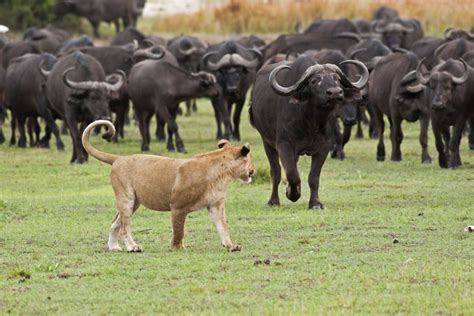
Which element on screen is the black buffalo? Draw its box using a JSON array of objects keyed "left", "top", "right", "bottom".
[
  {"left": 5, "top": 53, "right": 64, "bottom": 150},
  {"left": 369, "top": 52, "right": 431, "bottom": 163},
  {"left": 373, "top": 18, "right": 423, "bottom": 49},
  {"left": 262, "top": 32, "right": 361, "bottom": 61},
  {"left": 250, "top": 56, "right": 368, "bottom": 209},
  {"left": 167, "top": 35, "right": 208, "bottom": 115},
  {"left": 43, "top": 51, "right": 124, "bottom": 163},
  {"left": 23, "top": 26, "right": 70, "bottom": 54},
  {"left": 303, "top": 18, "right": 358, "bottom": 35},
  {"left": 414, "top": 58, "right": 472, "bottom": 168},
  {"left": 54, "top": 0, "right": 143, "bottom": 37},
  {"left": 202, "top": 40, "right": 261, "bottom": 141},
  {"left": 128, "top": 60, "right": 219, "bottom": 153}
]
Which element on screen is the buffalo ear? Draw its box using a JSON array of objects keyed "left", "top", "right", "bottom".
[
  {"left": 342, "top": 87, "right": 362, "bottom": 102},
  {"left": 289, "top": 91, "right": 309, "bottom": 104},
  {"left": 240, "top": 143, "right": 250, "bottom": 156},
  {"left": 217, "top": 139, "right": 230, "bottom": 148}
]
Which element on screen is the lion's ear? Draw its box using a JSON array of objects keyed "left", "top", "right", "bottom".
[
  {"left": 240, "top": 143, "right": 250, "bottom": 156},
  {"left": 217, "top": 139, "right": 230, "bottom": 149}
]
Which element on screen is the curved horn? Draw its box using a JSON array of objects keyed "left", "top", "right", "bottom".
[
  {"left": 143, "top": 38, "right": 155, "bottom": 47},
  {"left": 269, "top": 64, "right": 324, "bottom": 96},
  {"left": 391, "top": 47, "right": 410, "bottom": 54},
  {"left": 38, "top": 59, "right": 51, "bottom": 77},
  {"left": 62, "top": 67, "right": 98, "bottom": 90},
  {"left": 373, "top": 21, "right": 386, "bottom": 33},
  {"left": 204, "top": 53, "right": 259, "bottom": 71},
  {"left": 103, "top": 70, "right": 125, "bottom": 92},
  {"left": 348, "top": 48, "right": 367, "bottom": 59},
  {"left": 178, "top": 39, "right": 197, "bottom": 56},
  {"left": 415, "top": 58, "right": 430, "bottom": 85},
  {"left": 202, "top": 51, "right": 219, "bottom": 70},
  {"left": 450, "top": 59, "right": 469, "bottom": 84},
  {"left": 339, "top": 59, "right": 369, "bottom": 89},
  {"left": 401, "top": 70, "right": 425, "bottom": 93},
  {"left": 133, "top": 45, "right": 165, "bottom": 60},
  {"left": 191, "top": 71, "right": 217, "bottom": 84},
  {"left": 335, "top": 32, "right": 362, "bottom": 43},
  {"left": 444, "top": 27, "right": 454, "bottom": 39},
  {"left": 247, "top": 47, "right": 263, "bottom": 60}
]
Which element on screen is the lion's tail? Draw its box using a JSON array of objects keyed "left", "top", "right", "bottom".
[{"left": 82, "top": 120, "right": 119, "bottom": 165}]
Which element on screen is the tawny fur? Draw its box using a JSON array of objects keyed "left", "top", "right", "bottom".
[{"left": 82, "top": 120, "right": 255, "bottom": 252}]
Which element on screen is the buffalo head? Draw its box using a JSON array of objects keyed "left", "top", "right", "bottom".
[
  {"left": 268, "top": 58, "right": 369, "bottom": 109},
  {"left": 62, "top": 67, "right": 125, "bottom": 120},
  {"left": 413, "top": 58, "right": 469, "bottom": 112},
  {"left": 373, "top": 20, "right": 414, "bottom": 49}
]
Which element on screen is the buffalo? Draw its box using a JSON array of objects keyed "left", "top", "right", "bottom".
[
  {"left": 43, "top": 51, "right": 124, "bottom": 163},
  {"left": 369, "top": 52, "right": 431, "bottom": 163},
  {"left": 414, "top": 58, "right": 472, "bottom": 168},
  {"left": 4, "top": 53, "right": 64, "bottom": 150},
  {"left": 54, "top": 0, "right": 143, "bottom": 38},
  {"left": 128, "top": 60, "right": 219, "bottom": 153},
  {"left": 250, "top": 56, "right": 368, "bottom": 209},
  {"left": 202, "top": 40, "right": 261, "bottom": 141}
]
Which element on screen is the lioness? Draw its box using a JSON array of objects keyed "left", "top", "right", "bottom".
[{"left": 82, "top": 120, "right": 255, "bottom": 252}]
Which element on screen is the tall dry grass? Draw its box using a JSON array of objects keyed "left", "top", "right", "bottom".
[{"left": 141, "top": 0, "right": 474, "bottom": 37}]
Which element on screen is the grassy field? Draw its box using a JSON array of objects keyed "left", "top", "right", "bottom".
[{"left": 0, "top": 100, "right": 473, "bottom": 314}]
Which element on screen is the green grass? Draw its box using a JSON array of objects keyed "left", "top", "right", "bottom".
[{"left": 0, "top": 100, "right": 473, "bottom": 314}]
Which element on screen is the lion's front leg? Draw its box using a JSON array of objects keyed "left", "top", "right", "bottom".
[{"left": 208, "top": 203, "right": 241, "bottom": 252}]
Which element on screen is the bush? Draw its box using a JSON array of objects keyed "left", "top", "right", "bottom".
[{"left": 0, "top": 0, "right": 79, "bottom": 31}]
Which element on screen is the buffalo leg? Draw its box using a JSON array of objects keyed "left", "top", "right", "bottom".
[
  {"left": 27, "top": 117, "right": 37, "bottom": 147},
  {"left": 367, "top": 102, "right": 379, "bottom": 139},
  {"left": 17, "top": 115, "right": 27, "bottom": 148},
  {"left": 192, "top": 99, "right": 197, "bottom": 112},
  {"left": 9, "top": 115, "right": 16, "bottom": 146},
  {"left": 262, "top": 140, "right": 281, "bottom": 207},
  {"left": 390, "top": 116, "right": 403, "bottom": 161},
  {"left": 308, "top": 150, "right": 329, "bottom": 209},
  {"left": 89, "top": 18, "right": 101, "bottom": 38},
  {"left": 158, "top": 105, "right": 186, "bottom": 153},
  {"left": 277, "top": 142, "right": 300, "bottom": 203},
  {"left": 0, "top": 105, "right": 5, "bottom": 144},
  {"left": 468, "top": 116, "right": 474, "bottom": 150},
  {"left": 155, "top": 113, "right": 166, "bottom": 142},
  {"left": 112, "top": 100, "right": 127, "bottom": 142},
  {"left": 66, "top": 119, "right": 86, "bottom": 163},
  {"left": 36, "top": 94, "right": 64, "bottom": 150},
  {"left": 374, "top": 107, "right": 385, "bottom": 161},
  {"left": 135, "top": 109, "right": 150, "bottom": 152},
  {"left": 331, "top": 120, "right": 344, "bottom": 160},
  {"left": 433, "top": 122, "right": 448, "bottom": 168},
  {"left": 211, "top": 98, "right": 223, "bottom": 139},
  {"left": 419, "top": 115, "right": 432, "bottom": 164},
  {"left": 448, "top": 118, "right": 466, "bottom": 169},
  {"left": 185, "top": 100, "right": 192, "bottom": 116},
  {"left": 232, "top": 99, "right": 245, "bottom": 141}
]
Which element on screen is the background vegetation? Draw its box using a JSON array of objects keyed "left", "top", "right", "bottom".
[
  {"left": 1, "top": 101, "right": 473, "bottom": 314},
  {"left": 0, "top": 0, "right": 80, "bottom": 31},
  {"left": 142, "top": 0, "right": 474, "bottom": 36}
]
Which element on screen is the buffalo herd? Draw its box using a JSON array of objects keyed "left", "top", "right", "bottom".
[{"left": 0, "top": 5, "right": 473, "bottom": 209}]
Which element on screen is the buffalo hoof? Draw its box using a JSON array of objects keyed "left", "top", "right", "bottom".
[
  {"left": 0, "top": 133, "right": 4, "bottom": 144},
  {"left": 309, "top": 202, "right": 325, "bottom": 210},
  {"left": 391, "top": 157, "right": 402, "bottom": 162},
  {"left": 18, "top": 140, "right": 26, "bottom": 148},
  {"left": 267, "top": 198, "right": 280, "bottom": 207},
  {"left": 57, "top": 142, "right": 65, "bottom": 151},
  {"left": 38, "top": 140, "right": 50, "bottom": 149},
  {"left": 167, "top": 147, "right": 176, "bottom": 152},
  {"left": 286, "top": 185, "right": 301, "bottom": 202},
  {"left": 422, "top": 156, "right": 432, "bottom": 164},
  {"left": 141, "top": 146, "right": 150, "bottom": 152},
  {"left": 177, "top": 146, "right": 187, "bottom": 154},
  {"left": 356, "top": 130, "right": 364, "bottom": 139},
  {"left": 470, "top": 143, "right": 474, "bottom": 150},
  {"left": 376, "top": 155, "right": 385, "bottom": 162}
]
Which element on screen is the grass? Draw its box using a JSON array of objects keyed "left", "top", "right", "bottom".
[{"left": 0, "top": 100, "right": 473, "bottom": 314}]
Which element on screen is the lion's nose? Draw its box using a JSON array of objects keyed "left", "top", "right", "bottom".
[{"left": 249, "top": 169, "right": 255, "bottom": 177}]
